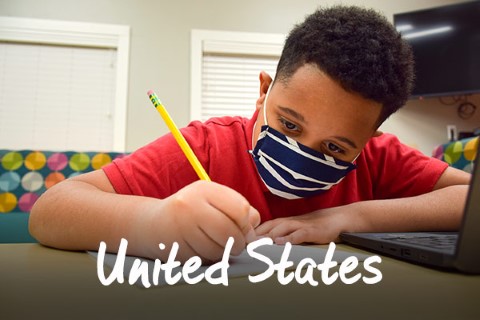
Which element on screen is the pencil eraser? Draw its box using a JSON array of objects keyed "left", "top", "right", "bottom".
[{"left": 147, "top": 90, "right": 154, "bottom": 96}]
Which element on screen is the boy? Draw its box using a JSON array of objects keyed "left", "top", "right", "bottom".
[{"left": 30, "top": 6, "right": 470, "bottom": 263}]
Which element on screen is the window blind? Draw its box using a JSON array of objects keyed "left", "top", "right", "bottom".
[
  {"left": 0, "top": 42, "right": 117, "bottom": 151},
  {"left": 200, "top": 53, "right": 278, "bottom": 121}
]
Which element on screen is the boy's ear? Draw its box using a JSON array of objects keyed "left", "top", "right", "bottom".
[{"left": 256, "top": 71, "right": 273, "bottom": 110}]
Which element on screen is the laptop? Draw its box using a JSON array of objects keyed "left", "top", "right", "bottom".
[{"left": 340, "top": 147, "right": 480, "bottom": 274}]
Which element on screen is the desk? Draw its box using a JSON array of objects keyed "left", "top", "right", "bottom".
[{"left": 1, "top": 243, "right": 479, "bottom": 320}]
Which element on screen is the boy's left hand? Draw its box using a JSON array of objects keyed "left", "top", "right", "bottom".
[
  {"left": 254, "top": 203, "right": 362, "bottom": 245},
  {"left": 255, "top": 180, "right": 470, "bottom": 246}
]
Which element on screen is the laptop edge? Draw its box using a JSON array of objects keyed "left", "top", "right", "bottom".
[{"left": 341, "top": 145, "right": 479, "bottom": 274}]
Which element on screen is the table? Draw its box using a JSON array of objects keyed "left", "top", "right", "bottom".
[{"left": 1, "top": 243, "right": 479, "bottom": 319}]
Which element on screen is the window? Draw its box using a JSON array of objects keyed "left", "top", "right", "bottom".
[
  {"left": 0, "top": 17, "right": 129, "bottom": 152},
  {"left": 190, "top": 30, "right": 284, "bottom": 122}
]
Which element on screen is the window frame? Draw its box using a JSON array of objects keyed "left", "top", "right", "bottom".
[
  {"left": 190, "top": 29, "right": 285, "bottom": 122},
  {"left": 0, "top": 17, "right": 130, "bottom": 152}
]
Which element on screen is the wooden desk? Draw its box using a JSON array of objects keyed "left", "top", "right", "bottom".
[{"left": 1, "top": 243, "right": 478, "bottom": 319}]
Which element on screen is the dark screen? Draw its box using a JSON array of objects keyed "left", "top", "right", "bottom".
[{"left": 394, "top": 1, "right": 480, "bottom": 98}]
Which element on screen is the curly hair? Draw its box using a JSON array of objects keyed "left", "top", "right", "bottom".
[{"left": 275, "top": 6, "right": 414, "bottom": 125}]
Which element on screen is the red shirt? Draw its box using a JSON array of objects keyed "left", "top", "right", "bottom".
[{"left": 103, "top": 112, "right": 448, "bottom": 222}]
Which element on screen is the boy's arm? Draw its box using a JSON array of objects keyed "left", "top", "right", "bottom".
[
  {"left": 255, "top": 166, "right": 471, "bottom": 245},
  {"left": 29, "top": 170, "right": 260, "bottom": 262}
]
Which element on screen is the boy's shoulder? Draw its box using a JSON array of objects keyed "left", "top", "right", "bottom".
[
  {"left": 184, "top": 115, "right": 250, "bottom": 133},
  {"left": 363, "top": 133, "right": 408, "bottom": 155},
  {"left": 360, "top": 132, "right": 447, "bottom": 173},
  {"left": 358, "top": 133, "right": 448, "bottom": 199},
  {"left": 200, "top": 115, "right": 250, "bottom": 128},
  {"left": 361, "top": 132, "right": 434, "bottom": 166},
  {"left": 366, "top": 132, "right": 401, "bottom": 147},
  {"left": 183, "top": 115, "right": 253, "bottom": 147}
]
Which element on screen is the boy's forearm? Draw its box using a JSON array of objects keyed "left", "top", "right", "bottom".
[
  {"left": 29, "top": 180, "right": 155, "bottom": 256},
  {"left": 348, "top": 185, "right": 469, "bottom": 233}
]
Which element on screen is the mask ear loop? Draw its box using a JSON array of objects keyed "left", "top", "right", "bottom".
[
  {"left": 251, "top": 83, "right": 272, "bottom": 149},
  {"left": 263, "top": 84, "right": 271, "bottom": 126},
  {"left": 351, "top": 153, "right": 361, "bottom": 164}
]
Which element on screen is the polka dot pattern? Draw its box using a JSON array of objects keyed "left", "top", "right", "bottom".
[
  {"left": 432, "top": 145, "right": 444, "bottom": 160},
  {"left": 464, "top": 137, "right": 479, "bottom": 162},
  {"left": 92, "top": 153, "right": 113, "bottom": 170},
  {"left": 69, "top": 153, "right": 91, "bottom": 172},
  {"left": 0, "top": 192, "right": 17, "bottom": 213},
  {"left": 25, "top": 151, "right": 47, "bottom": 171},
  {"left": 18, "top": 192, "right": 40, "bottom": 213},
  {"left": 21, "top": 172, "right": 44, "bottom": 192},
  {"left": 47, "top": 153, "right": 69, "bottom": 171},
  {"left": 45, "top": 172, "right": 66, "bottom": 189},
  {"left": 434, "top": 136, "right": 478, "bottom": 173},
  {"left": 0, "top": 172, "right": 21, "bottom": 192},
  {"left": 0, "top": 150, "right": 127, "bottom": 213},
  {"left": 444, "top": 141, "right": 463, "bottom": 165},
  {"left": 1, "top": 152, "right": 23, "bottom": 171}
]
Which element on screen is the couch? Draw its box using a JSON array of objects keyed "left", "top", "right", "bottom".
[
  {"left": 1, "top": 137, "right": 477, "bottom": 243},
  {"left": 432, "top": 136, "right": 479, "bottom": 173},
  {"left": 0, "top": 150, "right": 127, "bottom": 243}
]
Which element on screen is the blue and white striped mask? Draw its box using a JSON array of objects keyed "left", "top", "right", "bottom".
[{"left": 249, "top": 90, "right": 357, "bottom": 200}]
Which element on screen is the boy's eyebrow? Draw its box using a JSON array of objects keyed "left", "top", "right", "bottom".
[
  {"left": 333, "top": 136, "right": 358, "bottom": 149},
  {"left": 277, "top": 106, "right": 307, "bottom": 124}
]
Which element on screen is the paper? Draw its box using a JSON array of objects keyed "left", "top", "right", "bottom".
[{"left": 89, "top": 242, "right": 371, "bottom": 288}]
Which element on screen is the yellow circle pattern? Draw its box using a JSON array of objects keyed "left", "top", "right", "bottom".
[
  {"left": 25, "top": 151, "right": 47, "bottom": 171},
  {"left": 0, "top": 192, "right": 17, "bottom": 213},
  {"left": 464, "top": 137, "right": 478, "bottom": 161},
  {"left": 0, "top": 150, "right": 127, "bottom": 213},
  {"left": 91, "top": 153, "right": 113, "bottom": 170}
]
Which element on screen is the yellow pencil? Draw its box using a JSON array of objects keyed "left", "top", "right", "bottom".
[{"left": 147, "top": 90, "right": 211, "bottom": 181}]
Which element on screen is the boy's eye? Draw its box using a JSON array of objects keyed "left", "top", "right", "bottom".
[
  {"left": 279, "top": 118, "right": 300, "bottom": 132},
  {"left": 326, "top": 142, "right": 344, "bottom": 154}
]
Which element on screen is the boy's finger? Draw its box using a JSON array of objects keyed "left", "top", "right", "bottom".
[
  {"left": 205, "top": 182, "right": 255, "bottom": 234},
  {"left": 245, "top": 228, "right": 256, "bottom": 244},
  {"left": 254, "top": 220, "right": 274, "bottom": 235},
  {"left": 248, "top": 206, "right": 261, "bottom": 228}
]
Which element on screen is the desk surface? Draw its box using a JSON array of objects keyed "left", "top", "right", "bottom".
[{"left": 1, "top": 243, "right": 479, "bottom": 320}]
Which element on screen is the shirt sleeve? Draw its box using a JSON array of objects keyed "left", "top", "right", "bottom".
[
  {"left": 102, "top": 121, "right": 210, "bottom": 199},
  {"left": 365, "top": 134, "right": 449, "bottom": 200}
]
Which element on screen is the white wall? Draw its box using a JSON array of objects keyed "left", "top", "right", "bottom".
[
  {"left": 0, "top": 0, "right": 475, "bottom": 153},
  {"left": 381, "top": 95, "right": 480, "bottom": 155}
]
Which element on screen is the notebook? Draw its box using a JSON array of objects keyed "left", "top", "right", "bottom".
[{"left": 340, "top": 147, "right": 480, "bottom": 274}]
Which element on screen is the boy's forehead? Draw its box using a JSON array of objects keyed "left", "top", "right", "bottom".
[{"left": 271, "top": 64, "right": 382, "bottom": 135}]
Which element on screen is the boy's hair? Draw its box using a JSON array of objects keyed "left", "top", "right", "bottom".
[{"left": 275, "top": 6, "right": 414, "bottom": 125}]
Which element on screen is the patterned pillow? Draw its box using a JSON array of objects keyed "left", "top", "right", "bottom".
[
  {"left": 0, "top": 150, "right": 127, "bottom": 213},
  {"left": 432, "top": 136, "right": 478, "bottom": 173}
]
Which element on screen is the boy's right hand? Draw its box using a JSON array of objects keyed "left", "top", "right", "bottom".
[{"left": 133, "top": 180, "right": 261, "bottom": 263}]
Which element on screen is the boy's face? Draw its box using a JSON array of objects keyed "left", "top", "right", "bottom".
[{"left": 253, "top": 64, "right": 383, "bottom": 163}]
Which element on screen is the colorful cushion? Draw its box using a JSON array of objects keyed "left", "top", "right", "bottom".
[
  {"left": 432, "top": 136, "right": 478, "bottom": 173},
  {"left": 0, "top": 150, "right": 127, "bottom": 213}
]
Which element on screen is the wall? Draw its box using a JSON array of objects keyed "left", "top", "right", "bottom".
[
  {"left": 0, "top": 0, "right": 474, "bottom": 153},
  {"left": 381, "top": 94, "right": 480, "bottom": 155}
]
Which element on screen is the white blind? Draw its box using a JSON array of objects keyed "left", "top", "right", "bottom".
[
  {"left": 200, "top": 54, "right": 278, "bottom": 121},
  {"left": 0, "top": 42, "right": 117, "bottom": 151}
]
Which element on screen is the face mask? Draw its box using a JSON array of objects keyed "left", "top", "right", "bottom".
[{"left": 249, "top": 87, "right": 357, "bottom": 200}]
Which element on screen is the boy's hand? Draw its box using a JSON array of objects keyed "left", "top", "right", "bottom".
[
  {"left": 254, "top": 204, "right": 359, "bottom": 245},
  {"left": 134, "top": 180, "right": 260, "bottom": 263},
  {"left": 256, "top": 183, "right": 470, "bottom": 246}
]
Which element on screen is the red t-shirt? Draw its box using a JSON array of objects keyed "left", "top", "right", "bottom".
[{"left": 103, "top": 112, "right": 448, "bottom": 222}]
